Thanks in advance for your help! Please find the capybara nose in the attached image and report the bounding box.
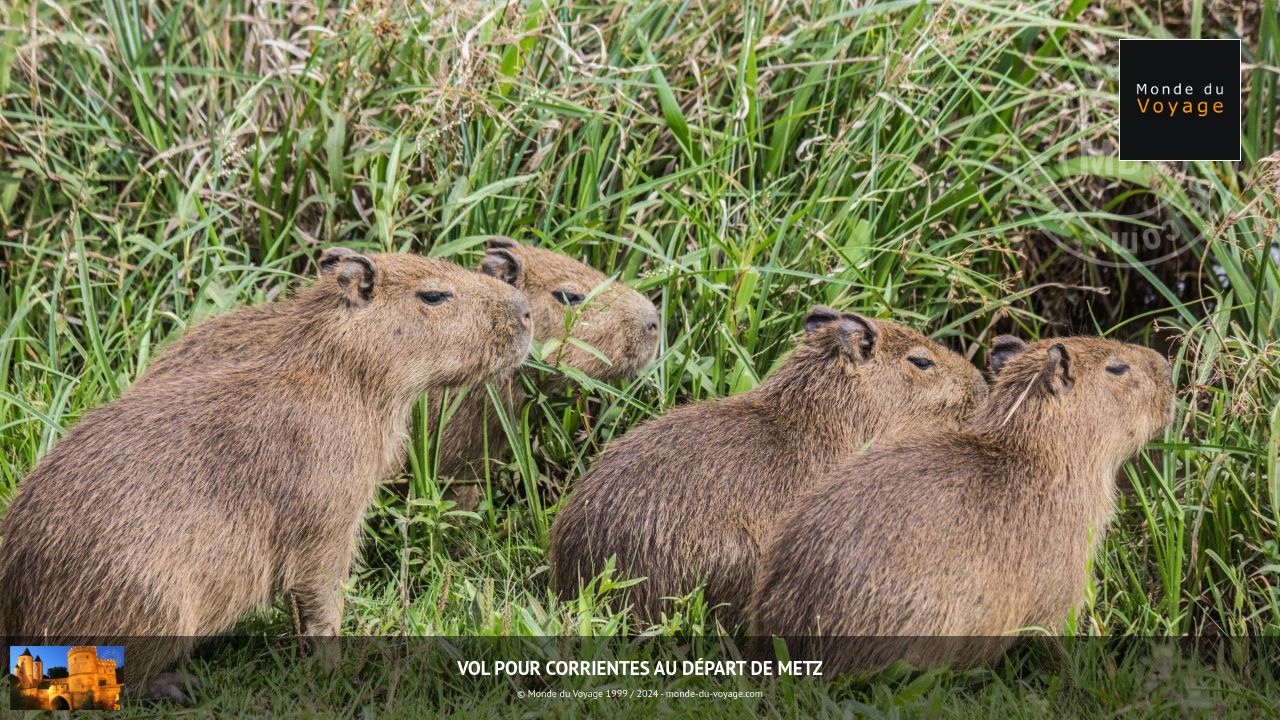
[641,307,661,336]
[514,296,532,329]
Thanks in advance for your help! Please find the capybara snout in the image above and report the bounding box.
[476,273,534,374]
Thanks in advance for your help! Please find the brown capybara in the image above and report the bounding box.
[0,249,532,702]
[748,336,1176,674]
[548,306,988,627]
[431,237,661,506]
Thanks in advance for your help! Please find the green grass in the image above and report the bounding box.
[2,0,1279,716]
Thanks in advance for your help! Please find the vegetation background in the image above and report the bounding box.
[1,0,1278,716]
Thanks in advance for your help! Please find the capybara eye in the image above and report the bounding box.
[908,356,935,370]
[1106,361,1130,376]
[417,290,453,305]
[553,290,585,306]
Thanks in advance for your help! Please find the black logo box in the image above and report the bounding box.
[1119,38,1241,161]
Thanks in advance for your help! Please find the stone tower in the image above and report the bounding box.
[66,646,97,693]
[14,648,35,689]
[66,645,101,709]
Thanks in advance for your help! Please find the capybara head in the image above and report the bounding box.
[794,306,988,430]
[984,335,1176,457]
[477,237,660,380]
[316,248,532,392]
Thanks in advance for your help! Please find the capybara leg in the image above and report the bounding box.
[699,529,759,628]
[291,572,346,670]
[294,576,344,636]
[145,671,202,706]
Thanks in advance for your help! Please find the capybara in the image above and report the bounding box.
[549,306,988,626]
[0,249,532,702]
[432,237,661,506]
[749,336,1176,674]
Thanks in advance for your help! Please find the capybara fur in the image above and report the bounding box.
[549,307,988,627]
[748,336,1175,674]
[430,238,660,506]
[0,249,532,702]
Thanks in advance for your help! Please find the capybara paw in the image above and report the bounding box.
[301,634,343,672]
[319,641,342,673]
[146,671,202,706]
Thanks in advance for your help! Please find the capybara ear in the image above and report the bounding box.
[803,306,840,333]
[989,335,1030,374]
[1041,342,1074,395]
[319,247,377,307]
[836,312,879,362]
[481,248,523,286]
[487,236,518,250]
